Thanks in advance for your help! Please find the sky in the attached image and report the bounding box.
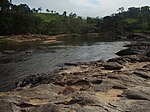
[13,0,150,17]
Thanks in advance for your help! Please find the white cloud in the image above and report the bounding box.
[13,0,150,17]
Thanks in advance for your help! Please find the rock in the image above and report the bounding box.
[29,103,61,112]
[62,86,75,95]
[143,64,150,70]
[25,50,34,54]
[91,80,103,84]
[102,62,123,70]
[116,36,127,39]
[112,85,127,90]
[128,33,150,40]
[16,73,49,88]
[73,80,90,86]
[108,57,130,65]
[116,49,140,56]
[134,71,150,79]
[0,41,150,112]
[146,51,150,57]
[123,87,150,101]
[0,101,13,112]
[2,50,15,54]
[64,63,79,66]
[110,100,150,112]
[65,92,104,106]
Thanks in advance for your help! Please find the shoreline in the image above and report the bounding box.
[0,41,149,111]
[0,33,100,44]
[0,34,72,43]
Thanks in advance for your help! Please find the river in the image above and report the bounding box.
[0,36,129,91]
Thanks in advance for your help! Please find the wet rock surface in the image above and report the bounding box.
[128,33,150,40]
[0,42,150,112]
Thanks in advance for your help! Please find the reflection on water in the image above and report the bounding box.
[0,35,129,91]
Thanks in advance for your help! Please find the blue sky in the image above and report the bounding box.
[13,0,150,17]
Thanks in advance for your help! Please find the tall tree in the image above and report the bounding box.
[38,7,42,13]
[62,11,67,16]
[46,9,50,13]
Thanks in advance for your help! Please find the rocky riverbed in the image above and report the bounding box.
[0,41,150,112]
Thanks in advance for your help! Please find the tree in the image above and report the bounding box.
[0,0,9,12]
[38,7,42,13]
[62,11,67,16]
[141,6,150,12]
[117,7,124,13]
[46,9,50,13]
[32,8,38,13]
[51,10,53,14]
[69,12,77,18]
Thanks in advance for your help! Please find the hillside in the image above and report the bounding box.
[35,13,62,22]
[0,0,150,37]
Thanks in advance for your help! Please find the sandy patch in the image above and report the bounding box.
[95,89,123,103]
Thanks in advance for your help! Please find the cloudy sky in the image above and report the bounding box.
[13,0,150,17]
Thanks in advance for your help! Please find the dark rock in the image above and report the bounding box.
[102,62,123,70]
[29,104,61,112]
[2,50,15,54]
[134,71,150,79]
[0,101,13,112]
[16,73,49,88]
[123,89,150,101]
[110,100,150,112]
[116,36,127,39]
[125,55,141,62]
[62,86,75,95]
[65,92,103,106]
[91,80,103,84]
[116,49,140,56]
[128,33,150,40]
[74,80,89,86]
[143,64,150,70]
[64,63,79,66]
[108,57,130,65]
[112,85,127,90]
[146,51,150,57]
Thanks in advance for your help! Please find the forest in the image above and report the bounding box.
[0,0,150,37]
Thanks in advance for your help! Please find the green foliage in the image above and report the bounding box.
[0,0,97,35]
[98,6,150,36]
[0,0,149,37]
[124,18,137,24]
[35,13,60,22]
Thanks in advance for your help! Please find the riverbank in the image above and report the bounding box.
[0,41,150,112]
[0,34,71,43]
[0,33,100,44]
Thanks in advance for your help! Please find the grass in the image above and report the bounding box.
[35,13,62,22]
[125,18,137,24]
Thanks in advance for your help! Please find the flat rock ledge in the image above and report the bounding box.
[0,42,150,112]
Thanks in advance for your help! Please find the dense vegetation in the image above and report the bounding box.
[99,7,150,37]
[0,0,150,37]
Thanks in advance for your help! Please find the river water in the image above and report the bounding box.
[0,36,129,91]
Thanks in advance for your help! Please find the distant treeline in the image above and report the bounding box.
[0,0,150,36]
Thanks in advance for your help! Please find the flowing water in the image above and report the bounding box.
[0,36,129,91]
